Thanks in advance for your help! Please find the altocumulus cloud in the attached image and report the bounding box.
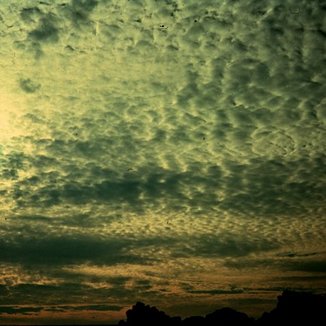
[0,0,325,321]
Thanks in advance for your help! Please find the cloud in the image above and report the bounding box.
[224,255,326,278]
[4,154,325,220]
[0,235,153,267]
[0,0,325,321]
[44,304,122,312]
[287,260,326,273]
[175,235,278,258]
[0,282,115,306]
[28,14,59,43]
[187,288,244,295]
[68,0,98,24]
[19,78,41,93]
[276,251,322,258]
[0,304,121,316]
[0,306,43,315]
[275,275,326,283]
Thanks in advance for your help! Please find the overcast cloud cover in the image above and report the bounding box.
[0,0,325,324]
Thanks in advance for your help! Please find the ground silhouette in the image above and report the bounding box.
[117,290,325,325]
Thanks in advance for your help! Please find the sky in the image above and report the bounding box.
[0,0,325,324]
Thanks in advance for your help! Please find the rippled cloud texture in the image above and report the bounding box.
[0,0,325,324]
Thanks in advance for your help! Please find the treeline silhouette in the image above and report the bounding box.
[117,290,325,325]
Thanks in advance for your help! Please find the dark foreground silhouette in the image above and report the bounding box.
[118,290,326,325]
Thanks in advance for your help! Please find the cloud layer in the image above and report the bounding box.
[0,0,325,323]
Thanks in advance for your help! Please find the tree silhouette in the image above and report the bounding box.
[118,291,326,326]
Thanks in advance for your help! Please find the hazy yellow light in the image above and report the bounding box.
[0,89,26,143]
